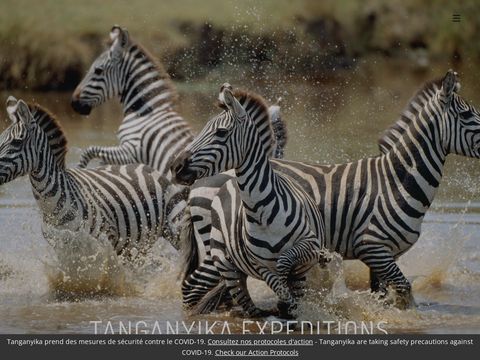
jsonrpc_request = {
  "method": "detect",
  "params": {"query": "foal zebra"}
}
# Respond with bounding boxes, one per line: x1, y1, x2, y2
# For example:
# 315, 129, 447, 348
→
180, 70, 480, 310
173, 85, 329, 318
0, 97, 180, 259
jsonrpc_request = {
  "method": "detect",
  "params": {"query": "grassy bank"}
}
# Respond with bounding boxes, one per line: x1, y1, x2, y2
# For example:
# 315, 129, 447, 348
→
1, 0, 479, 90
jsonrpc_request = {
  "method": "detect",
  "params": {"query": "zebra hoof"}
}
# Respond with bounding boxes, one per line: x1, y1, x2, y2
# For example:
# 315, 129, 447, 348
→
291, 288, 305, 299
246, 308, 279, 318
277, 301, 297, 319
216, 292, 234, 311
394, 291, 415, 310
378, 288, 415, 310
318, 250, 333, 268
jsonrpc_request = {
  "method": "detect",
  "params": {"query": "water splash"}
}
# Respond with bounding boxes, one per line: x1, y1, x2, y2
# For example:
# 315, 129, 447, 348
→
0, 259, 14, 281
42, 228, 135, 300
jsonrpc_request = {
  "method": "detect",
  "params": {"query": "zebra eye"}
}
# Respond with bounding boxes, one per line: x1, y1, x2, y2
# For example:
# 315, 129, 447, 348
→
459, 110, 473, 119
215, 128, 229, 137
9, 139, 23, 150
94, 67, 104, 75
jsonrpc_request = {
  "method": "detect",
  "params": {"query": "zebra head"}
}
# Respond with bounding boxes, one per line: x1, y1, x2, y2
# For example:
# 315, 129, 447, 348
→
173, 84, 261, 185
71, 25, 130, 115
441, 70, 480, 158
0, 97, 38, 185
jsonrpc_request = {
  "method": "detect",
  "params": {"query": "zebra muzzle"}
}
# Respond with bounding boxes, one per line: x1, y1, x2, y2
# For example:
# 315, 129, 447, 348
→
171, 151, 197, 185
71, 99, 92, 115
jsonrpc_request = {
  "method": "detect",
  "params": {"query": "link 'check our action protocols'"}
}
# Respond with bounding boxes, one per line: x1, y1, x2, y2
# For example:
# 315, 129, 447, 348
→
182, 349, 299, 357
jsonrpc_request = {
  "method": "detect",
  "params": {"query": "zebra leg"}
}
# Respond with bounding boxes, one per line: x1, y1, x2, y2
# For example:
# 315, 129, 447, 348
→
289, 274, 307, 299
369, 268, 387, 293
182, 257, 222, 311
256, 270, 306, 319
360, 253, 413, 309
255, 266, 294, 318
185, 268, 233, 313
78, 145, 135, 168
275, 238, 329, 317
216, 260, 273, 318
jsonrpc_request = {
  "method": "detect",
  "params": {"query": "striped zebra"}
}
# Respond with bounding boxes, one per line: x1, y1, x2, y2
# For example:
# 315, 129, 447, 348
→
178, 70, 480, 310
71, 25, 190, 176
0, 96, 183, 260
173, 85, 330, 318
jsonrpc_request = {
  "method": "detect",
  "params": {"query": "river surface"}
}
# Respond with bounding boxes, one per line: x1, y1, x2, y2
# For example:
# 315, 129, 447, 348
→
1, 57, 480, 334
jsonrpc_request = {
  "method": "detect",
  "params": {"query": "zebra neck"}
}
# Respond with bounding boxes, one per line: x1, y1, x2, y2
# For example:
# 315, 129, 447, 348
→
29, 145, 74, 221
384, 116, 446, 210
119, 46, 174, 119
235, 142, 280, 226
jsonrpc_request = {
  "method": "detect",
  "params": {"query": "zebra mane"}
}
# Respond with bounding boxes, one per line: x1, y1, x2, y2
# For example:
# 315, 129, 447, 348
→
378, 78, 443, 154
268, 102, 288, 159
235, 89, 276, 157
122, 37, 178, 106
218, 89, 278, 158
28, 103, 68, 168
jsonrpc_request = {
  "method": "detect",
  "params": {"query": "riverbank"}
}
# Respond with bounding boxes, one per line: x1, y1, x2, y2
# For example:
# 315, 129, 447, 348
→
1, 0, 479, 90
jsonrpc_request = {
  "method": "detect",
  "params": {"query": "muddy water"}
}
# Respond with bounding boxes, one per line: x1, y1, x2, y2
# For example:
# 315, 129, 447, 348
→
1, 57, 480, 334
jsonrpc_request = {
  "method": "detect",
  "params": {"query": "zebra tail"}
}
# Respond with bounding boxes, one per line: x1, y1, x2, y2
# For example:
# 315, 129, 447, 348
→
268, 98, 288, 159
178, 206, 199, 283
192, 280, 228, 315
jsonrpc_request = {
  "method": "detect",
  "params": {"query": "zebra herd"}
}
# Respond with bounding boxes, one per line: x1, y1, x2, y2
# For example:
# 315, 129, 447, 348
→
1, 25, 480, 319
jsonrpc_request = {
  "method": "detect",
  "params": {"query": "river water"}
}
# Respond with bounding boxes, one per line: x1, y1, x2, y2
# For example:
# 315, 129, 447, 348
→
0, 57, 480, 334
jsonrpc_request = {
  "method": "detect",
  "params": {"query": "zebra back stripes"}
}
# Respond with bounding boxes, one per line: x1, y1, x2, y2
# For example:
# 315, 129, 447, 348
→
0, 97, 181, 259
173, 85, 329, 317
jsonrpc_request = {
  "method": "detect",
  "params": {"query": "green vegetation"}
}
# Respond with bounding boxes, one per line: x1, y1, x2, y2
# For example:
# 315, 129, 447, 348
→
1, 0, 479, 90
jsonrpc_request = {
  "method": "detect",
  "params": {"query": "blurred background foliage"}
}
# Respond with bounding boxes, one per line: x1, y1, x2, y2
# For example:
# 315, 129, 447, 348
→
0, 0, 479, 90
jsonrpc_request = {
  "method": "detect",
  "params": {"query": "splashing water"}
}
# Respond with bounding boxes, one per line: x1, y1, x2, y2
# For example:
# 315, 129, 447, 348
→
1, 194, 480, 333
42, 228, 135, 300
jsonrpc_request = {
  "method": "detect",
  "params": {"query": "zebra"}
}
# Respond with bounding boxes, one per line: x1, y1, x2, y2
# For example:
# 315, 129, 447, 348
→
177, 70, 480, 310
177, 89, 289, 312
0, 96, 183, 260
172, 85, 330, 318
71, 25, 190, 176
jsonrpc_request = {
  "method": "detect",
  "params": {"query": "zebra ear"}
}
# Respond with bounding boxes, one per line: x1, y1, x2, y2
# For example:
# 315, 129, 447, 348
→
14, 100, 34, 128
220, 85, 246, 120
110, 26, 129, 60
218, 83, 233, 104
441, 69, 460, 104
6, 96, 19, 123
